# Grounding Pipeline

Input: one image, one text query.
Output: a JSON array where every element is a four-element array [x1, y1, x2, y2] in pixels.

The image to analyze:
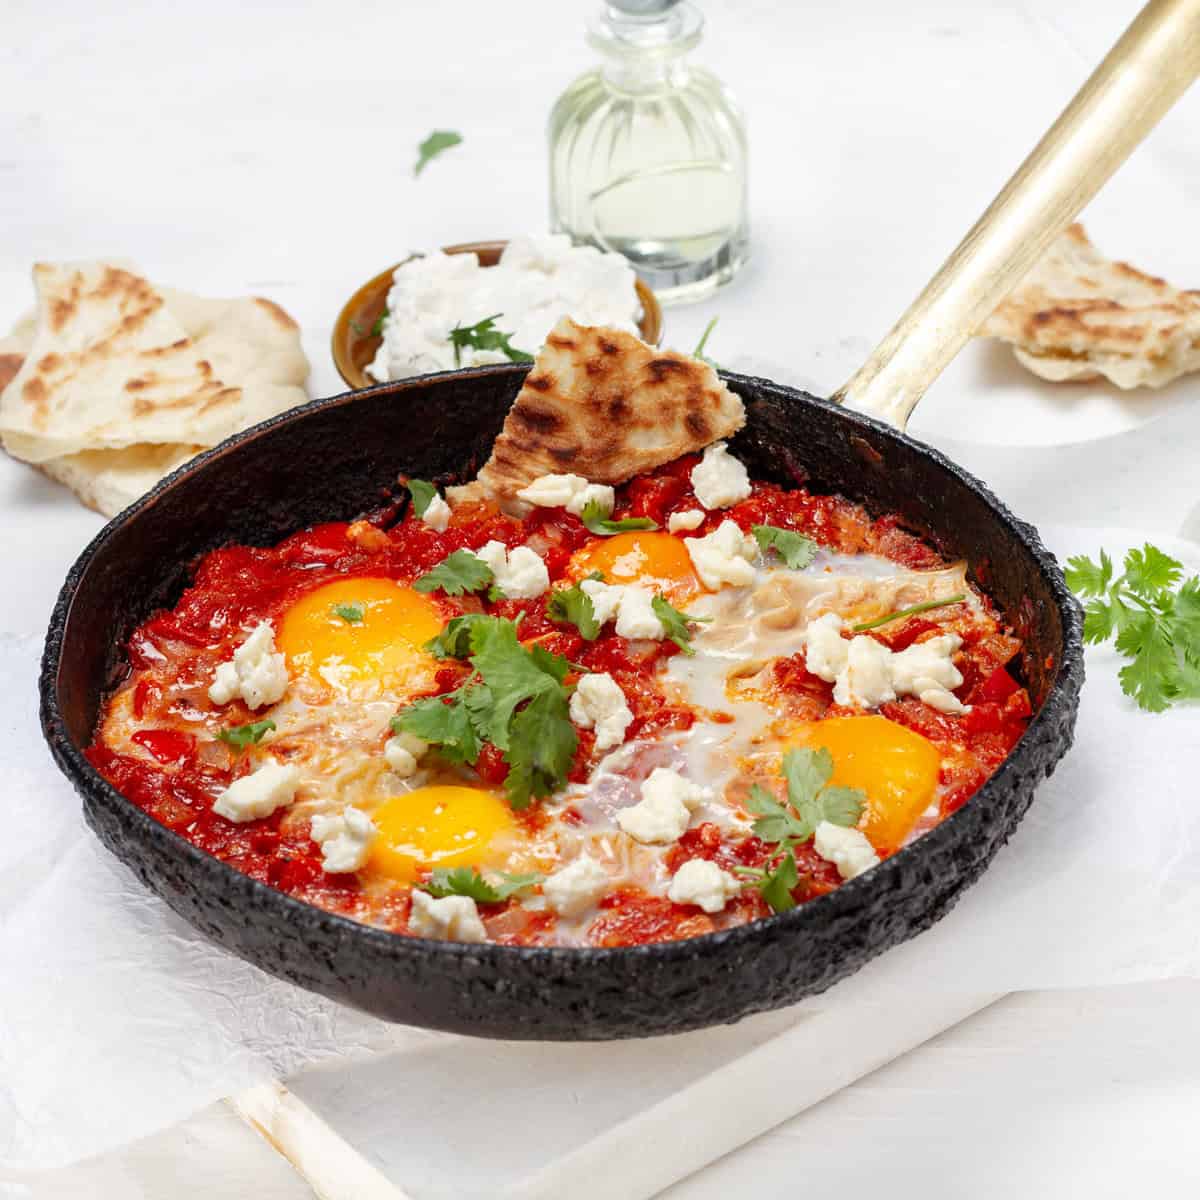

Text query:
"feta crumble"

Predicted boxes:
[[366, 235, 639, 383], [667, 859, 743, 913], [310, 806, 377, 874], [813, 821, 880, 880], [690, 442, 751, 510], [384, 731, 428, 778], [475, 540, 550, 600], [616, 767, 711, 844], [802, 614, 968, 714], [580, 577, 624, 625], [668, 509, 705, 533], [684, 520, 759, 590], [613, 585, 667, 640], [543, 856, 610, 917], [408, 889, 488, 943], [517, 473, 616, 517], [421, 493, 451, 532], [569, 671, 634, 750], [213, 760, 300, 823], [207, 622, 288, 710]]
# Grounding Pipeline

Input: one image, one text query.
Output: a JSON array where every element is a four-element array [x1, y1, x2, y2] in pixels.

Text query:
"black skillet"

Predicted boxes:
[[38, 3, 1197, 1038]]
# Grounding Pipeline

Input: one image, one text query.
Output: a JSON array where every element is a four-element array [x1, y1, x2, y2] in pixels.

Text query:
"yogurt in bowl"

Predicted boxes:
[[366, 234, 642, 383]]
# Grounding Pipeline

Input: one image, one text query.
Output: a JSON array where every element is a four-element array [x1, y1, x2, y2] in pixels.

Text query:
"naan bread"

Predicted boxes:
[[0, 263, 309, 515], [0, 262, 308, 463], [979, 224, 1200, 389], [455, 317, 744, 508]]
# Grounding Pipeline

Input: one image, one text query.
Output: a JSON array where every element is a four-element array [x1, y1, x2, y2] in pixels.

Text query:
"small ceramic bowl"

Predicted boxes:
[[331, 239, 664, 390]]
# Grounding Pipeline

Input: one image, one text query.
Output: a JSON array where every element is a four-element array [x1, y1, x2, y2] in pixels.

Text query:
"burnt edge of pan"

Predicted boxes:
[[39, 365, 1084, 1040]]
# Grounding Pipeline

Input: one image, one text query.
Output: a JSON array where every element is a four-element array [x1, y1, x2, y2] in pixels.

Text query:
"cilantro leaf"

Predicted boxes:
[[332, 602, 364, 624], [217, 719, 275, 749], [693, 316, 720, 368], [580, 498, 658, 537], [758, 851, 798, 913], [745, 748, 865, 848], [1066, 542, 1200, 712], [413, 129, 462, 176], [651, 594, 710, 655], [745, 783, 809, 843], [447, 313, 533, 366], [548, 581, 600, 640], [414, 549, 493, 596], [406, 479, 437, 518], [751, 525, 818, 570], [392, 692, 480, 764], [781, 746, 834, 809], [419, 866, 543, 902], [425, 613, 492, 660], [812, 785, 868, 829], [504, 688, 577, 810], [851, 593, 966, 633]]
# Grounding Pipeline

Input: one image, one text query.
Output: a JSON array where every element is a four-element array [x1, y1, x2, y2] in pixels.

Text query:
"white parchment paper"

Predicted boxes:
[[1, 525, 1198, 1173]]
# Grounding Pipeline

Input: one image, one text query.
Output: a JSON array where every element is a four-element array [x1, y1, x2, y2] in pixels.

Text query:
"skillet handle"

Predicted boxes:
[[834, 0, 1200, 430]]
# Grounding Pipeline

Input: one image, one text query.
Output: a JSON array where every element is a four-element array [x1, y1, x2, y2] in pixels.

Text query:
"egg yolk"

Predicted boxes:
[[790, 715, 941, 851], [572, 531, 700, 600], [277, 578, 444, 692], [368, 785, 517, 882]]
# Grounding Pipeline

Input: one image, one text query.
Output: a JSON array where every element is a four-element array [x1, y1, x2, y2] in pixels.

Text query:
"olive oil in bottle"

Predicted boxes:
[[548, 0, 749, 305]]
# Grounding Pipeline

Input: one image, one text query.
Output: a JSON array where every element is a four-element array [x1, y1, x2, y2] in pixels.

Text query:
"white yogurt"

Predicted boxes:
[[366, 234, 640, 382]]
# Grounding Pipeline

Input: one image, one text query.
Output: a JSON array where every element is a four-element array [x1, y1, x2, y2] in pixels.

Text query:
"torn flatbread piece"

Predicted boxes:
[[0, 262, 308, 463], [979, 223, 1200, 389], [454, 317, 744, 509], [39, 444, 203, 518]]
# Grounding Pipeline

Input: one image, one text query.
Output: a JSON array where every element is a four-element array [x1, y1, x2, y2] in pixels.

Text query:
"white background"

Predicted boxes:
[[3, 0, 1200, 1196]]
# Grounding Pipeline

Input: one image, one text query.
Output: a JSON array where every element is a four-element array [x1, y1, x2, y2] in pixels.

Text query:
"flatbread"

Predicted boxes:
[[978, 224, 1200, 389], [0, 261, 308, 462], [39, 444, 203, 517], [454, 317, 745, 508]]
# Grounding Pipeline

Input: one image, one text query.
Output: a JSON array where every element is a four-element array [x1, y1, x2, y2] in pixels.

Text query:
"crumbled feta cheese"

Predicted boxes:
[[207, 622, 288, 710], [366, 236, 639, 383], [517, 473, 616, 517], [813, 821, 880, 880], [667, 859, 743, 913], [475, 540, 550, 600], [384, 731, 428, 778], [684, 520, 759, 590], [613, 585, 667, 640], [803, 613, 850, 681], [836, 634, 896, 708], [543, 856, 610, 917], [310, 806, 377, 874], [408, 889, 488, 943], [616, 767, 711, 844], [213, 761, 300, 823], [803, 615, 968, 714], [668, 509, 705, 533], [569, 671, 634, 750], [421, 493, 451, 532], [580, 577, 624, 625], [690, 442, 752, 510]]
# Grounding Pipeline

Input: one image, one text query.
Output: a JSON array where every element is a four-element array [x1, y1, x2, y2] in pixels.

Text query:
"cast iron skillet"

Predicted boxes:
[[37, 5, 1195, 1037], [39, 365, 1083, 1039]]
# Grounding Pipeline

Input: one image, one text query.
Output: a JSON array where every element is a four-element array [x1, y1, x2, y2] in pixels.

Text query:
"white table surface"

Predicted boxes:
[[3, 0, 1200, 1195]]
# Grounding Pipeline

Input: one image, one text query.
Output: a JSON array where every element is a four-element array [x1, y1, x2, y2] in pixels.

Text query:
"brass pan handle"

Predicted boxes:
[[836, 0, 1200, 430]]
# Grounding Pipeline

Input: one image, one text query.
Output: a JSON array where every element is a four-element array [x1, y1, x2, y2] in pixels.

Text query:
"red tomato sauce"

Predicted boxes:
[[88, 461, 1032, 946]]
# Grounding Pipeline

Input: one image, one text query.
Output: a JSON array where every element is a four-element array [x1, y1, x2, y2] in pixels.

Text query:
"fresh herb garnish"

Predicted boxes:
[[549, 578, 607, 641], [651, 595, 710, 655], [406, 478, 437, 518], [1066, 543, 1200, 712], [419, 866, 543, 903], [414, 549, 494, 596], [371, 312, 387, 337], [751, 525, 818, 570], [413, 129, 462, 176], [424, 613, 493, 660], [851, 594, 966, 633], [693, 316, 720, 368], [734, 748, 866, 913], [580, 498, 658, 537], [448, 313, 534, 366], [217, 719, 276, 749], [393, 615, 577, 809], [333, 603, 364, 623]]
